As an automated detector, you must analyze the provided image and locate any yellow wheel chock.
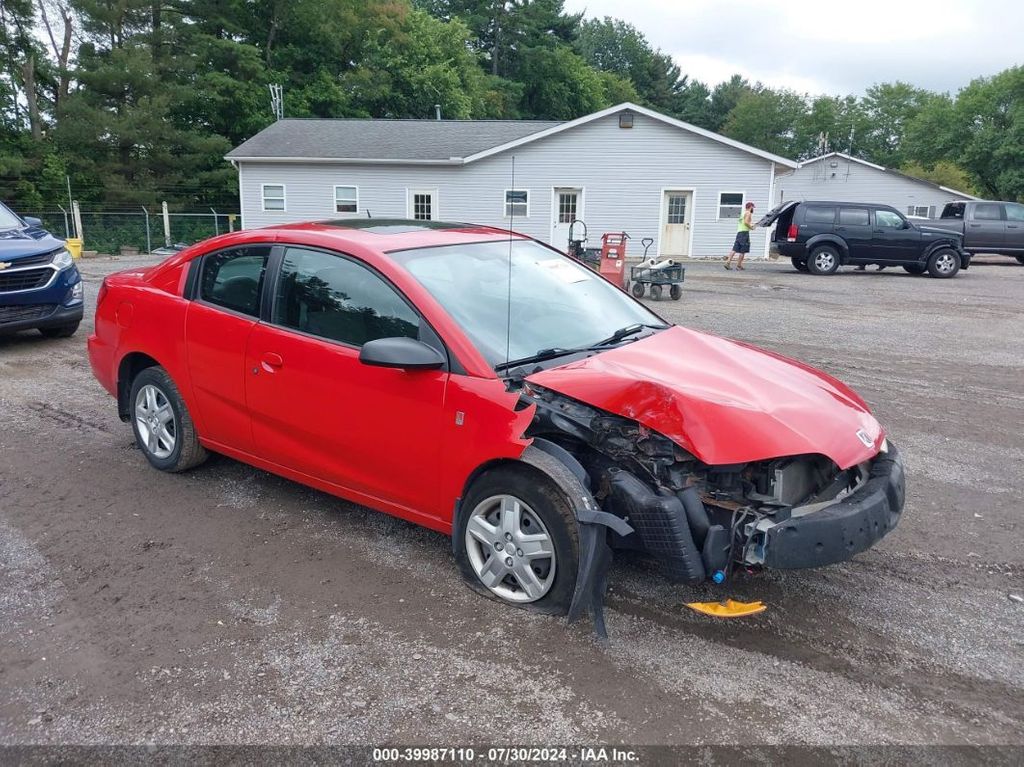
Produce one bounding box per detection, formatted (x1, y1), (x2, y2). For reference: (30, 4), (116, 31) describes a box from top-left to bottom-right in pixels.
(685, 599), (766, 618)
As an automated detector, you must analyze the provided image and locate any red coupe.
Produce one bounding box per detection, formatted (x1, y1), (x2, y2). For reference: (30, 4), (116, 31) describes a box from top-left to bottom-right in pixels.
(88, 220), (904, 630)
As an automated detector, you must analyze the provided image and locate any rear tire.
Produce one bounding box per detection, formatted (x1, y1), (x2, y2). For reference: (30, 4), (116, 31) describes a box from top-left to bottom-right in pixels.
(129, 366), (208, 473)
(455, 465), (579, 615)
(39, 322), (79, 338)
(808, 245), (841, 275)
(927, 248), (960, 278)
(902, 264), (926, 275)
(791, 258), (809, 272)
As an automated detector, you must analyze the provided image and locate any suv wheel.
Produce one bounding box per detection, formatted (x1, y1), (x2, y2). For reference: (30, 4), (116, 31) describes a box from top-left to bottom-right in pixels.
(927, 248), (960, 278)
(808, 245), (841, 275)
(455, 465), (578, 615)
(791, 257), (809, 272)
(129, 366), (208, 472)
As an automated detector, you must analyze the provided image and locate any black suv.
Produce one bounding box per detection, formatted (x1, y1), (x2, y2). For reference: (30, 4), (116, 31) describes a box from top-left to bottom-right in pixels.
(762, 201), (970, 278)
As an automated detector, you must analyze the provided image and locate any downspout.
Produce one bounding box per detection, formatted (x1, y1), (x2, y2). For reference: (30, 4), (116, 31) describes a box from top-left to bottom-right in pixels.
(764, 161), (776, 259)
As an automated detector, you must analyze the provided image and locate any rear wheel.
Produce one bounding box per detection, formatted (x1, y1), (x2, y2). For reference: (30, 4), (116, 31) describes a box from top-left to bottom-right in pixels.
(808, 245), (840, 275)
(631, 282), (645, 298)
(455, 465), (579, 615)
(129, 366), (208, 472)
(927, 248), (960, 278)
(649, 284), (663, 300)
(791, 258), (809, 272)
(39, 322), (79, 338)
(902, 264), (926, 275)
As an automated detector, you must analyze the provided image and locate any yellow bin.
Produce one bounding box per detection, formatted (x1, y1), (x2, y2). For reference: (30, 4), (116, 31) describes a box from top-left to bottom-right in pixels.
(65, 237), (82, 260)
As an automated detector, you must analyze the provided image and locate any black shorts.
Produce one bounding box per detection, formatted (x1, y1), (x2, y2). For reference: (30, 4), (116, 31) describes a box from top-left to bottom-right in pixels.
(732, 230), (751, 253)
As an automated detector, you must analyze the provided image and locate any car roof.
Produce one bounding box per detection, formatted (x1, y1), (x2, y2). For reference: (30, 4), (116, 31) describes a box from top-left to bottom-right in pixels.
(264, 219), (529, 252)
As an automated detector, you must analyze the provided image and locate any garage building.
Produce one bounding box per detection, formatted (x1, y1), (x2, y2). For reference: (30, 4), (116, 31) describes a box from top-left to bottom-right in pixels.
(776, 152), (977, 218)
(226, 103), (797, 260)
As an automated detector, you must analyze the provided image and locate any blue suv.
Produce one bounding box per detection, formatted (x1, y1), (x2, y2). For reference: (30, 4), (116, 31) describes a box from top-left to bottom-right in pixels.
(0, 202), (84, 338)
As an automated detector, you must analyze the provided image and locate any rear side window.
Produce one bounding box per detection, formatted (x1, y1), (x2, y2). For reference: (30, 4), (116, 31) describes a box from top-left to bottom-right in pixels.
(802, 206), (836, 224)
(199, 246), (270, 317)
(273, 247), (420, 347)
(839, 208), (870, 225)
(973, 203), (1004, 221)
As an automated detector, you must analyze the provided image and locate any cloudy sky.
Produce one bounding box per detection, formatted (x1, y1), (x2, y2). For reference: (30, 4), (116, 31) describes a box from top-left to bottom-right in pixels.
(565, 0), (1022, 95)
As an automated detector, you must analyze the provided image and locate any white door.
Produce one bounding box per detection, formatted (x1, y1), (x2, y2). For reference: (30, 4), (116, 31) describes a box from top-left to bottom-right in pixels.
(661, 191), (692, 257)
(551, 188), (583, 250)
(408, 189), (438, 221)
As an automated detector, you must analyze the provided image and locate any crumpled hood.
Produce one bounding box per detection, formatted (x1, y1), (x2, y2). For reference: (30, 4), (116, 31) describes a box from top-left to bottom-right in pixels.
(0, 227), (64, 260)
(526, 326), (884, 469)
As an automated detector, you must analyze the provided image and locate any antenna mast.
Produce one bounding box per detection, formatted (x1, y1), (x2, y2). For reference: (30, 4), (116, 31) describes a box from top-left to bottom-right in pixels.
(269, 84), (284, 121)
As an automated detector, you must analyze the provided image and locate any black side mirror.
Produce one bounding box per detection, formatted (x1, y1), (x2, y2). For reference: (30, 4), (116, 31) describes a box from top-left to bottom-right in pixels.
(359, 337), (446, 371)
(22, 216), (42, 228)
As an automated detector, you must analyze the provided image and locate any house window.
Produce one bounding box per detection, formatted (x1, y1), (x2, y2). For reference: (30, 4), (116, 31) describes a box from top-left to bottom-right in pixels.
(667, 194), (688, 224)
(334, 186), (358, 214)
(504, 190), (529, 218)
(718, 192), (744, 220)
(906, 205), (931, 218)
(262, 184), (285, 211)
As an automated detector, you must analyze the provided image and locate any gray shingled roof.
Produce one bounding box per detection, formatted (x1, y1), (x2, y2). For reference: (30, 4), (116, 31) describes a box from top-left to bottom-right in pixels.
(226, 118), (563, 162)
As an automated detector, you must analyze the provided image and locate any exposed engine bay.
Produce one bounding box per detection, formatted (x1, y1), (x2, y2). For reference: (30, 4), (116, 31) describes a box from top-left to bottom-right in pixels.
(520, 382), (871, 584)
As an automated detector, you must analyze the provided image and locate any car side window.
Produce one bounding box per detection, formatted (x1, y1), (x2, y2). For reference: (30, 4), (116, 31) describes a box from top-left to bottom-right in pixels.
(1005, 203), (1024, 222)
(199, 246), (270, 317)
(875, 210), (905, 228)
(802, 206), (836, 224)
(839, 208), (870, 226)
(973, 203), (1004, 221)
(273, 246), (420, 347)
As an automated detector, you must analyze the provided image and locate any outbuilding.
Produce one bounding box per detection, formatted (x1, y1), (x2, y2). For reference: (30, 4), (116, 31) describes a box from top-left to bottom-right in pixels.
(775, 152), (977, 218)
(226, 102), (797, 260)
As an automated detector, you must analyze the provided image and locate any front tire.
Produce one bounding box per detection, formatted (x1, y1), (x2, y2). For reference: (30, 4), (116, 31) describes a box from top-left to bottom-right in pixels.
(39, 322), (80, 338)
(455, 465), (579, 615)
(927, 248), (960, 278)
(129, 366), (208, 472)
(808, 245), (841, 275)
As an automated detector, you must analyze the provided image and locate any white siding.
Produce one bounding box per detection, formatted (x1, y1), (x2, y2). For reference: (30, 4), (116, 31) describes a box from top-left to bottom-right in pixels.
(236, 112), (776, 258)
(776, 157), (972, 217)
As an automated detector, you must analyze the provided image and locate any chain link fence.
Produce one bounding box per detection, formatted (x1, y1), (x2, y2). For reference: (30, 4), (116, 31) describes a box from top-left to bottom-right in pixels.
(22, 208), (240, 255)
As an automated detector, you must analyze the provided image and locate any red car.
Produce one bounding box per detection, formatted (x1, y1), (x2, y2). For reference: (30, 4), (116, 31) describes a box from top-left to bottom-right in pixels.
(88, 220), (904, 631)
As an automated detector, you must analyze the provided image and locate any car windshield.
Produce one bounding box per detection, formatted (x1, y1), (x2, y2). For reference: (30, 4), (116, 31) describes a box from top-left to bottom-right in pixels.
(0, 203), (24, 231)
(391, 239), (667, 368)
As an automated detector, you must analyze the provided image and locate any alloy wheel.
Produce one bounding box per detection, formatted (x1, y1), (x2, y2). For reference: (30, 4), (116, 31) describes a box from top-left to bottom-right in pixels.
(464, 494), (556, 603)
(135, 384), (176, 459)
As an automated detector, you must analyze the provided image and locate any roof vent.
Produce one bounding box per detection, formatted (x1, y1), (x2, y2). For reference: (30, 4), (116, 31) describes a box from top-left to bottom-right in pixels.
(619, 112), (634, 129)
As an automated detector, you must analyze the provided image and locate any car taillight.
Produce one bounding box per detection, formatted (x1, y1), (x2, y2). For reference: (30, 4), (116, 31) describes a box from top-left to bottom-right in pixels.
(96, 279), (109, 308)
(787, 223), (799, 241)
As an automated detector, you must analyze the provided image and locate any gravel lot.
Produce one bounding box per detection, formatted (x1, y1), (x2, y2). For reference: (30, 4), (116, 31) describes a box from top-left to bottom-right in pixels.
(1, 254), (1022, 747)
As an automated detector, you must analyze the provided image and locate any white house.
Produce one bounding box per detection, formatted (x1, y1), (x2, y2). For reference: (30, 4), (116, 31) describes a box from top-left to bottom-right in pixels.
(226, 103), (797, 259)
(776, 152), (977, 218)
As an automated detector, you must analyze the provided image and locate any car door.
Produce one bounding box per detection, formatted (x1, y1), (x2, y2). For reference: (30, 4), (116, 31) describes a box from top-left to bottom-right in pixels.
(871, 208), (920, 262)
(836, 207), (873, 261)
(967, 202), (1006, 251)
(1004, 203), (1024, 252)
(185, 244), (271, 452)
(245, 244), (447, 515)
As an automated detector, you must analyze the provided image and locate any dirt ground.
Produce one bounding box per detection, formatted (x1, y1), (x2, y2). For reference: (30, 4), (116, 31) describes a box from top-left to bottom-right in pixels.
(1, 253), (1022, 748)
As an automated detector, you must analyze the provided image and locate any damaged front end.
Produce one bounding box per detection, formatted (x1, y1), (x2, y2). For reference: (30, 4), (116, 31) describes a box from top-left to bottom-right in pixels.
(519, 382), (905, 631)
